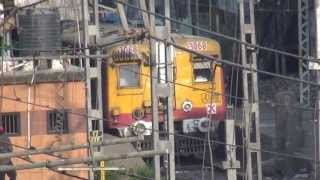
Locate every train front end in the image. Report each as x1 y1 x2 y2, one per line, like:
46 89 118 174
105 35 226 137
173 35 226 134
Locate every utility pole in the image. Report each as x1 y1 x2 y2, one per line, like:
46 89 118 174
195 0 199 35
315 0 320 177
298 0 311 106
239 0 263 180
81 0 104 179
164 0 176 179
149 0 175 179
149 0 161 179
222 107 240 180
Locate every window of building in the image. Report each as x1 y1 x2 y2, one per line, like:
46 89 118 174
193 56 212 83
118 64 140 88
47 110 69 134
0 113 20 136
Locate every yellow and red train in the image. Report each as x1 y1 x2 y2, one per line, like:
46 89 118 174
105 34 226 137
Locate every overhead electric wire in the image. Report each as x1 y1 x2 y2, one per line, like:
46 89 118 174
1 40 316 111
0 66 318 164
1 49 317 121
0 33 316 124
0 86 317 166
0 1 318 170
0 51 315 164
3 36 133 52
151 35 320 87
116 0 319 64
1 0 319 65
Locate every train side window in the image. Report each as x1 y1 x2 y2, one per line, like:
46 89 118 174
118 64 140 88
193 57 211 83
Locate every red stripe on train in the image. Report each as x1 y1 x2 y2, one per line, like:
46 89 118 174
107 106 226 128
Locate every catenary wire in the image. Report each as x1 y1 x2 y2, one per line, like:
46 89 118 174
0 20 317 169
1 0 318 65
150 35 320 87
0 44 315 162
0 0 312 176
0 69 317 164
116 0 319 64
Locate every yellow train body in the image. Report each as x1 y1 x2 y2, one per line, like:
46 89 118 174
106 34 226 135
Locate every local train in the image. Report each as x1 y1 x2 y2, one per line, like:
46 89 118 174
105 33 226 137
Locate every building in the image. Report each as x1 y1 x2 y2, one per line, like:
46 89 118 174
1 68 88 180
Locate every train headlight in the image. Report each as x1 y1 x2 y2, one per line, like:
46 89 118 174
112 108 120 116
143 100 152 114
182 100 193 112
132 121 147 136
132 108 145 120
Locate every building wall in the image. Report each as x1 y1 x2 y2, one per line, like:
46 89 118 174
0 81 88 180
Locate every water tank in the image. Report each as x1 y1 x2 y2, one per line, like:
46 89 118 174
18 8 61 56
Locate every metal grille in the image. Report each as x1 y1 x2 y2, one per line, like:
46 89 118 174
47 110 68 134
136 135 207 155
0 113 20 135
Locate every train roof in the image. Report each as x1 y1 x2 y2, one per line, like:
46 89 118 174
171 33 220 46
105 33 221 51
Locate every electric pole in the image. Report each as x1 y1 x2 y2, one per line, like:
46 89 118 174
298 0 311 106
81 0 104 179
149 0 175 179
149 0 161 179
222 107 240 180
315 0 320 177
239 0 263 180
164 0 176 179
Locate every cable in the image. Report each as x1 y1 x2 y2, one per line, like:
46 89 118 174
105 44 317 114
0 0 316 174
0 45 315 121
0 36 133 55
3 33 318 112
0 91 318 165
0 75 318 164
117 0 319 63
0 51 317 125
151 35 320 88
1 0 318 65
0 42 318 166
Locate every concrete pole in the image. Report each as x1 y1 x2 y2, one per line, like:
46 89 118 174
209 0 212 31
222 107 240 180
315 0 320 177
117 1 129 33
164 0 176 179
195 0 199 35
149 0 161 179
139 0 149 28
82 0 105 179
239 0 262 179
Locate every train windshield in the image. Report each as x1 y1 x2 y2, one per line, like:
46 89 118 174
118 64 140 88
193 57 212 83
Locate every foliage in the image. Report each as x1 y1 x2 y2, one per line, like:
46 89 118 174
129 162 154 180
104 162 154 180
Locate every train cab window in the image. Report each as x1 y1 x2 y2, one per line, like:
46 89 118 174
118 64 140 88
193 57 212 83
